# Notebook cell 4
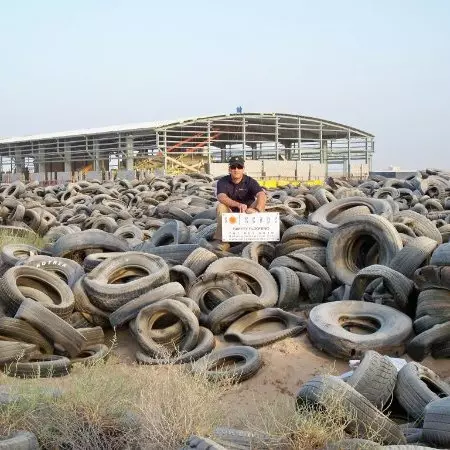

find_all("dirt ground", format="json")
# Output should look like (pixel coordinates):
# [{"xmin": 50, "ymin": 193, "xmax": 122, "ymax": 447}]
[{"xmin": 107, "ymin": 325, "xmax": 450, "ymax": 424}]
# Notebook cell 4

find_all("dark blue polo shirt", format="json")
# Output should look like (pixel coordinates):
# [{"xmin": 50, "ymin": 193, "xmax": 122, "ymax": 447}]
[{"xmin": 216, "ymin": 175, "xmax": 263, "ymax": 211}]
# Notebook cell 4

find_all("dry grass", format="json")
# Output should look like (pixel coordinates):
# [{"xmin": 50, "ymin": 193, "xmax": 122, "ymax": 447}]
[
  {"xmin": 0, "ymin": 357, "xmax": 236, "ymax": 450},
  {"xmin": 0, "ymin": 227, "xmax": 46, "ymax": 249},
  {"xmin": 233, "ymin": 378, "xmax": 388, "ymax": 450},
  {"xmin": 234, "ymin": 393, "xmax": 356, "ymax": 450}
]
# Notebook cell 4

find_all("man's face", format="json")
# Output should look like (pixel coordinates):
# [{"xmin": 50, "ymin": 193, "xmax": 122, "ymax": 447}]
[{"xmin": 229, "ymin": 163, "xmax": 244, "ymax": 181}]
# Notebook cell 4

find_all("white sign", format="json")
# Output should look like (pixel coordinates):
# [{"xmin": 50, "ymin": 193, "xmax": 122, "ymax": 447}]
[{"xmin": 222, "ymin": 212, "xmax": 280, "ymax": 242}]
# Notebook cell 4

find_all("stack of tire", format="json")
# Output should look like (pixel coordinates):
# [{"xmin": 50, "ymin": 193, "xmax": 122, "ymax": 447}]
[
  {"xmin": 408, "ymin": 242, "xmax": 450, "ymax": 361},
  {"xmin": 296, "ymin": 351, "xmax": 450, "ymax": 448},
  {"xmin": 0, "ymin": 169, "xmax": 450, "ymax": 380}
]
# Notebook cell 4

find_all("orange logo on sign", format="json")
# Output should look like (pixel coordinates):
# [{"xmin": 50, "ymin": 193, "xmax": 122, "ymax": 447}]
[{"xmin": 229, "ymin": 215, "xmax": 237, "ymax": 224}]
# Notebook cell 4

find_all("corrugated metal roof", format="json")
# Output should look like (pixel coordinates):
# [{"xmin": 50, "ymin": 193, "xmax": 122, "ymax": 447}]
[
  {"xmin": 0, "ymin": 112, "xmax": 373, "ymax": 145},
  {"xmin": 0, "ymin": 116, "xmax": 202, "ymax": 144}
]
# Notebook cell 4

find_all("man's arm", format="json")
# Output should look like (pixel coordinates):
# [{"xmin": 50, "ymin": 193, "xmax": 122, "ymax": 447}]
[{"xmin": 254, "ymin": 191, "xmax": 266, "ymax": 212}]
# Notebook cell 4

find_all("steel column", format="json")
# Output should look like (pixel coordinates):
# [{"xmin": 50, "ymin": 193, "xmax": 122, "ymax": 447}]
[
  {"xmin": 242, "ymin": 116, "xmax": 246, "ymax": 160},
  {"xmin": 163, "ymin": 130, "xmax": 168, "ymax": 174},
  {"xmin": 347, "ymin": 128, "xmax": 351, "ymax": 177},
  {"xmin": 207, "ymin": 121, "xmax": 212, "ymax": 168},
  {"xmin": 297, "ymin": 117, "xmax": 302, "ymax": 161},
  {"xmin": 275, "ymin": 116, "xmax": 279, "ymax": 161}
]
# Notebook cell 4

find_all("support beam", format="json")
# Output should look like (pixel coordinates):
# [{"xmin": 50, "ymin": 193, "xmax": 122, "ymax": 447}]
[
  {"xmin": 275, "ymin": 116, "xmax": 279, "ymax": 161},
  {"xmin": 126, "ymin": 135, "xmax": 134, "ymax": 170},
  {"xmin": 297, "ymin": 117, "xmax": 302, "ymax": 161},
  {"xmin": 64, "ymin": 141, "xmax": 72, "ymax": 173},
  {"xmin": 242, "ymin": 116, "xmax": 246, "ymax": 160},
  {"xmin": 14, "ymin": 146, "xmax": 24, "ymax": 173},
  {"xmin": 93, "ymin": 139, "xmax": 100, "ymax": 171},
  {"xmin": 38, "ymin": 143, "xmax": 46, "ymax": 174},
  {"xmin": 207, "ymin": 121, "xmax": 212, "ymax": 168},
  {"xmin": 347, "ymin": 128, "xmax": 351, "ymax": 178},
  {"xmin": 163, "ymin": 130, "xmax": 168, "ymax": 173}
]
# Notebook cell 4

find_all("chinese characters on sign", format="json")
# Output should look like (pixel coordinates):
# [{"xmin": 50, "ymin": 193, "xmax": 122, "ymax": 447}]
[{"xmin": 222, "ymin": 212, "xmax": 280, "ymax": 242}]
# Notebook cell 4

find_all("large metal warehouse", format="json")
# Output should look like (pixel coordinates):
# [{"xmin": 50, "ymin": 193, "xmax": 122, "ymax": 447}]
[{"xmin": 0, "ymin": 112, "xmax": 374, "ymax": 182}]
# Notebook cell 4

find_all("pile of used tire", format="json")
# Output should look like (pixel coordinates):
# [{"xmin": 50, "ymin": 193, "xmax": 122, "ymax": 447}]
[
  {"xmin": 184, "ymin": 353, "xmax": 450, "ymax": 448},
  {"xmin": 0, "ymin": 170, "xmax": 448, "ymax": 383}
]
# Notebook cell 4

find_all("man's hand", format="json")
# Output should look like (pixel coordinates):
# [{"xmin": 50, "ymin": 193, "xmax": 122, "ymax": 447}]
[
  {"xmin": 246, "ymin": 208, "xmax": 258, "ymax": 214},
  {"xmin": 238, "ymin": 203, "xmax": 248, "ymax": 213}
]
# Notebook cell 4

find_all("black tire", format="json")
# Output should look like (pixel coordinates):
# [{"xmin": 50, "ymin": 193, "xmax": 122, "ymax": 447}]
[
  {"xmin": 0, "ymin": 431, "xmax": 39, "ymax": 449},
  {"xmin": 4, "ymin": 354, "xmax": 72, "ymax": 378},
  {"xmin": 77, "ymin": 326, "xmax": 105, "ymax": 347},
  {"xmin": 136, "ymin": 326, "xmax": 215, "ymax": 365},
  {"xmin": 108, "ymin": 282, "xmax": 185, "ymax": 328},
  {"xmin": 207, "ymin": 294, "xmax": 263, "ymax": 335},
  {"xmin": 15, "ymin": 298, "xmax": 87, "ymax": 358},
  {"xmin": 135, "ymin": 299, "xmax": 199, "ymax": 357},
  {"xmin": 280, "ymin": 223, "xmax": 331, "ymax": 244},
  {"xmin": 52, "ymin": 230, "xmax": 129, "ymax": 258},
  {"xmin": 394, "ymin": 362, "xmax": 450, "ymax": 420},
  {"xmin": 72, "ymin": 276, "xmax": 111, "ymax": 328},
  {"xmin": 82, "ymin": 252, "xmax": 125, "ymax": 273},
  {"xmin": 422, "ymin": 396, "xmax": 450, "ymax": 447},
  {"xmin": 0, "ymin": 317, "xmax": 53, "ymax": 354},
  {"xmin": 83, "ymin": 252, "xmax": 170, "ymax": 311},
  {"xmin": 388, "ymin": 236, "xmax": 437, "ymax": 279},
  {"xmin": 205, "ymin": 257, "xmax": 278, "ymax": 307},
  {"xmin": 169, "ymin": 265, "xmax": 196, "ymax": 291},
  {"xmin": 149, "ymin": 220, "xmax": 190, "ymax": 246},
  {"xmin": 414, "ymin": 315, "xmax": 448, "ymax": 334},
  {"xmin": 269, "ymin": 266, "xmax": 301, "ymax": 310},
  {"xmin": 191, "ymin": 345, "xmax": 262, "ymax": 383},
  {"xmin": 407, "ymin": 322, "xmax": 450, "ymax": 361},
  {"xmin": 307, "ymin": 301, "xmax": 413, "ymax": 359},
  {"xmin": 270, "ymin": 252, "xmax": 332, "ymax": 296},
  {"xmin": 416, "ymin": 289, "xmax": 450, "ymax": 318},
  {"xmin": 326, "ymin": 215, "xmax": 403, "ymax": 285},
  {"xmin": 393, "ymin": 210, "xmax": 442, "ymax": 243},
  {"xmin": 349, "ymin": 265, "xmax": 414, "ymax": 311},
  {"xmin": 346, "ymin": 350, "xmax": 398, "ymax": 409},
  {"xmin": 183, "ymin": 247, "xmax": 218, "ymax": 276},
  {"xmin": 132, "ymin": 243, "xmax": 200, "ymax": 264},
  {"xmin": 241, "ymin": 242, "xmax": 275, "ymax": 268},
  {"xmin": 1, "ymin": 244, "xmax": 39, "ymax": 266},
  {"xmin": 224, "ymin": 308, "xmax": 306, "ymax": 347},
  {"xmin": 19, "ymin": 255, "xmax": 85, "ymax": 288},
  {"xmin": 414, "ymin": 265, "xmax": 450, "ymax": 291},
  {"xmin": 187, "ymin": 273, "xmax": 250, "ymax": 315},
  {"xmin": 309, "ymin": 197, "xmax": 394, "ymax": 230},
  {"xmin": 431, "ymin": 339, "xmax": 450, "ymax": 358},
  {"xmin": 0, "ymin": 266, "xmax": 75, "ymax": 318},
  {"xmin": 71, "ymin": 344, "xmax": 109, "ymax": 366},
  {"xmin": 0, "ymin": 341, "xmax": 37, "ymax": 365},
  {"xmin": 181, "ymin": 435, "xmax": 227, "ymax": 450},
  {"xmin": 296, "ymin": 375, "xmax": 406, "ymax": 445}
]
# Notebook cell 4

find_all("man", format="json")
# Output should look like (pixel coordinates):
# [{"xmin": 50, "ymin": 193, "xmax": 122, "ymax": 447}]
[{"xmin": 212, "ymin": 155, "xmax": 266, "ymax": 249}]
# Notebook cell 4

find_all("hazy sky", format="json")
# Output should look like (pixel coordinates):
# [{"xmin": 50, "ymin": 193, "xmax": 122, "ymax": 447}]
[{"xmin": 1, "ymin": 0, "xmax": 449, "ymax": 170}]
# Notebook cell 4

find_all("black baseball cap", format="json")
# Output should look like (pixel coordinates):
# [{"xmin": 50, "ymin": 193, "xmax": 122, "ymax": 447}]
[{"xmin": 228, "ymin": 155, "xmax": 245, "ymax": 166}]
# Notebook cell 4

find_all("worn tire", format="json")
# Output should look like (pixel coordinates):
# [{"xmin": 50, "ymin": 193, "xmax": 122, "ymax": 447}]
[
  {"xmin": 394, "ymin": 362, "xmax": 450, "ymax": 420},
  {"xmin": 327, "ymin": 215, "xmax": 403, "ymax": 285},
  {"xmin": 205, "ymin": 257, "xmax": 279, "ymax": 307},
  {"xmin": 224, "ymin": 308, "xmax": 306, "ymax": 347},
  {"xmin": 307, "ymin": 301, "xmax": 413, "ymax": 359},
  {"xmin": 346, "ymin": 350, "xmax": 398, "ymax": 409},
  {"xmin": 109, "ymin": 282, "xmax": 185, "ymax": 328},
  {"xmin": 191, "ymin": 345, "xmax": 261, "ymax": 383},
  {"xmin": 15, "ymin": 298, "xmax": 87, "ymax": 358},
  {"xmin": 422, "ymin": 397, "xmax": 450, "ymax": 447},
  {"xmin": 296, "ymin": 375, "xmax": 406, "ymax": 445}
]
